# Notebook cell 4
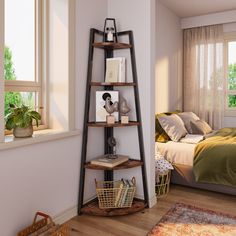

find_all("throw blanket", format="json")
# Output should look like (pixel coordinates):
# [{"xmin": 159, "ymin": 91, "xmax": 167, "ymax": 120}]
[{"xmin": 193, "ymin": 128, "xmax": 236, "ymax": 187}]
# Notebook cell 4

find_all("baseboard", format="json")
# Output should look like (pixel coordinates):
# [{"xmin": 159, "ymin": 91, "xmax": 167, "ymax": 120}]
[
  {"xmin": 135, "ymin": 194, "xmax": 157, "ymax": 208},
  {"xmin": 53, "ymin": 205, "xmax": 77, "ymax": 225}
]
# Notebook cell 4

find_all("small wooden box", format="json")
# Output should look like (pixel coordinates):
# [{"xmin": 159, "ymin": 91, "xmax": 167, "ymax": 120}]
[
  {"xmin": 106, "ymin": 115, "xmax": 115, "ymax": 124},
  {"xmin": 121, "ymin": 116, "xmax": 129, "ymax": 124}
]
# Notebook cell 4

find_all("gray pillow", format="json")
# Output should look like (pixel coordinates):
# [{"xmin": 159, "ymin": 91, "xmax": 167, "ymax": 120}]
[
  {"xmin": 158, "ymin": 114, "xmax": 188, "ymax": 142},
  {"xmin": 177, "ymin": 112, "xmax": 200, "ymax": 134},
  {"xmin": 190, "ymin": 120, "xmax": 212, "ymax": 135}
]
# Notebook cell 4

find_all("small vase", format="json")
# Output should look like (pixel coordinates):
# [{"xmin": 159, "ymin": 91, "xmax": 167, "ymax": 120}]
[{"xmin": 13, "ymin": 125, "xmax": 33, "ymax": 138}]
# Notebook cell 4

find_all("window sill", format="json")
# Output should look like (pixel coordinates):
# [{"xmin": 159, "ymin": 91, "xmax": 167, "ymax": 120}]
[{"xmin": 1, "ymin": 129, "xmax": 81, "ymax": 151}]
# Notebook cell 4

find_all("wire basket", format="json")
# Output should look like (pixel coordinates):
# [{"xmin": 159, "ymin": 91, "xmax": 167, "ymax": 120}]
[
  {"xmin": 95, "ymin": 177, "xmax": 136, "ymax": 209},
  {"xmin": 17, "ymin": 212, "xmax": 69, "ymax": 236},
  {"xmin": 155, "ymin": 170, "xmax": 171, "ymax": 198}
]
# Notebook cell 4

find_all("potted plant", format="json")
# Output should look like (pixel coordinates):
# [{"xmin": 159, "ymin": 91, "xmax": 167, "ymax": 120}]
[{"xmin": 5, "ymin": 104, "xmax": 41, "ymax": 138}]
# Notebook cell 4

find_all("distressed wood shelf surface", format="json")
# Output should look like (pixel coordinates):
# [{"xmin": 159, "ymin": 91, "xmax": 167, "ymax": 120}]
[
  {"xmin": 90, "ymin": 82, "xmax": 136, "ymax": 87},
  {"xmin": 93, "ymin": 42, "xmax": 132, "ymax": 49},
  {"xmin": 81, "ymin": 198, "xmax": 146, "ymax": 216},
  {"xmin": 85, "ymin": 159, "xmax": 143, "ymax": 170},
  {"xmin": 87, "ymin": 121, "xmax": 140, "ymax": 127}
]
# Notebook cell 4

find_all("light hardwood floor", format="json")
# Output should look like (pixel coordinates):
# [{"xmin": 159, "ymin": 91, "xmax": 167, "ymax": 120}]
[{"xmin": 67, "ymin": 184, "xmax": 236, "ymax": 236}]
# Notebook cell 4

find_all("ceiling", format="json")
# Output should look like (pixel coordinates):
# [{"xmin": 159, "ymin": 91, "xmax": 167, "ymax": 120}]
[{"xmin": 159, "ymin": 0, "xmax": 236, "ymax": 18}]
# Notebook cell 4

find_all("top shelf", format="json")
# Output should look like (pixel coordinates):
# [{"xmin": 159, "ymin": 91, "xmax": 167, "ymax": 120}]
[{"xmin": 93, "ymin": 42, "xmax": 132, "ymax": 50}]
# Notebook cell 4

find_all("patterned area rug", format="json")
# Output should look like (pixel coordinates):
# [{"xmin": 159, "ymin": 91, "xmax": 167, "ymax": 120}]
[{"xmin": 148, "ymin": 203, "xmax": 236, "ymax": 236}]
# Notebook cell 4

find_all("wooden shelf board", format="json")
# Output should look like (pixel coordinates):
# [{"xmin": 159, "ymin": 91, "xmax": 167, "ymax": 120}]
[
  {"xmin": 90, "ymin": 82, "xmax": 136, "ymax": 87},
  {"xmin": 87, "ymin": 121, "xmax": 140, "ymax": 127},
  {"xmin": 93, "ymin": 42, "xmax": 132, "ymax": 49},
  {"xmin": 81, "ymin": 198, "xmax": 146, "ymax": 216},
  {"xmin": 85, "ymin": 159, "xmax": 143, "ymax": 170}
]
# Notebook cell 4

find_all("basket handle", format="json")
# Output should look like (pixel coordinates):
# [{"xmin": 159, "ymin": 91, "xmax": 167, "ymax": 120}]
[
  {"xmin": 131, "ymin": 177, "xmax": 136, "ymax": 186},
  {"xmin": 33, "ymin": 212, "xmax": 53, "ymax": 225}
]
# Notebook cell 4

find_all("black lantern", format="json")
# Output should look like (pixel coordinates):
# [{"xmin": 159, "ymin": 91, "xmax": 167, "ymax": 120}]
[{"xmin": 103, "ymin": 18, "xmax": 118, "ymax": 43}]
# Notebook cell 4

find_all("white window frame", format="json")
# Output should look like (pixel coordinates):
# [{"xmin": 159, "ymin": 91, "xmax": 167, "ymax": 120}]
[
  {"xmin": 4, "ymin": 0, "xmax": 46, "ymax": 131},
  {"xmin": 224, "ymin": 32, "xmax": 236, "ymax": 117}
]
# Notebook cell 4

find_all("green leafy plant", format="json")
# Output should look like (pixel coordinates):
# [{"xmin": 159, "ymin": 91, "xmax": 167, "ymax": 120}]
[
  {"xmin": 4, "ymin": 47, "xmax": 23, "ymax": 116},
  {"xmin": 5, "ymin": 104, "xmax": 41, "ymax": 131}
]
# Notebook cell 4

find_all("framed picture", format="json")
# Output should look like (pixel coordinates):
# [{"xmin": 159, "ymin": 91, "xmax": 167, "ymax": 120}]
[{"xmin": 96, "ymin": 91, "xmax": 119, "ymax": 122}]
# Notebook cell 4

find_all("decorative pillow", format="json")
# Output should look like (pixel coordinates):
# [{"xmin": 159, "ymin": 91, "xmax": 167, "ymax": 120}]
[
  {"xmin": 190, "ymin": 120, "xmax": 212, "ymax": 135},
  {"xmin": 155, "ymin": 114, "xmax": 170, "ymax": 143},
  {"xmin": 177, "ymin": 112, "xmax": 200, "ymax": 134},
  {"xmin": 158, "ymin": 114, "xmax": 188, "ymax": 142}
]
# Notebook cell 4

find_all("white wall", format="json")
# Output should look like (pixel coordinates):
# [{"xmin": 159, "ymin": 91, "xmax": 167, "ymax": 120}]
[
  {"xmin": 0, "ymin": 0, "xmax": 108, "ymax": 235},
  {"xmin": 155, "ymin": 0, "xmax": 183, "ymax": 113},
  {"xmin": 108, "ymin": 0, "xmax": 156, "ymax": 206}
]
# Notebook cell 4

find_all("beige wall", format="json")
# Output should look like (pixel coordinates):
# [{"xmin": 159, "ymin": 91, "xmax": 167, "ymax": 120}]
[{"xmin": 155, "ymin": 0, "xmax": 183, "ymax": 113}]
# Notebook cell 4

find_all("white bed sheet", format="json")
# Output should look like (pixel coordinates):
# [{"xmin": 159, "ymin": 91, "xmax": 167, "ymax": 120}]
[{"xmin": 155, "ymin": 141, "xmax": 195, "ymax": 166}]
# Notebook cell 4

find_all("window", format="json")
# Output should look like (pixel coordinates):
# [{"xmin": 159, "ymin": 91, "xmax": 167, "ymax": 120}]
[
  {"xmin": 225, "ymin": 40, "xmax": 236, "ymax": 110},
  {"xmin": 4, "ymin": 0, "xmax": 43, "ymax": 122},
  {"xmin": 224, "ymin": 35, "xmax": 236, "ymax": 115},
  {"xmin": 0, "ymin": 0, "xmax": 75, "ymax": 142}
]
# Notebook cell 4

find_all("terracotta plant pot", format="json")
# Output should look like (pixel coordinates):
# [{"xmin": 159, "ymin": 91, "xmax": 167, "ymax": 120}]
[{"xmin": 13, "ymin": 125, "xmax": 33, "ymax": 138}]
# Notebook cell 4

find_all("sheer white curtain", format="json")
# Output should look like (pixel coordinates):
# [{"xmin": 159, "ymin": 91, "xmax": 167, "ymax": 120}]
[{"xmin": 183, "ymin": 25, "xmax": 224, "ymax": 129}]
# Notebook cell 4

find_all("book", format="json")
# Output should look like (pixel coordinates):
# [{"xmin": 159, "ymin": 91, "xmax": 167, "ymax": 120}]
[
  {"xmin": 105, "ymin": 58, "xmax": 120, "ymax": 82},
  {"xmin": 105, "ymin": 57, "xmax": 126, "ymax": 83},
  {"xmin": 118, "ymin": 179, "xmax": 130, "ymax": 207},
  {"xmin": 90, "ymin": 154, "xmax": 129, "ymax": 168},
  {"xmin": 115, "ymin": 181, "xmax": 124, "ymax": 207}
]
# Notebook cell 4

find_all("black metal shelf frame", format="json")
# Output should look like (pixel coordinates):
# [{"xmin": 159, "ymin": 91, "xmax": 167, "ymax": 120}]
[{"xmin": 78, "ymin": 28, "xmax": 149, "ymax": 214}]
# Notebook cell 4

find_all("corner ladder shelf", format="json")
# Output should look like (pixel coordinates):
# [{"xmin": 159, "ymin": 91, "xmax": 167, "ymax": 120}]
[{"xmin": 78, "ymin": 28, "xmax": 149, "ymax": 216}]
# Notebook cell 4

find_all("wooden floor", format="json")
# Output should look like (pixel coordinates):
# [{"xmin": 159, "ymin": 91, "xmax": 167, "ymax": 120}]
[{"xmin": 66, "ymin": 184, "xmax": 236, "ymax": 236}]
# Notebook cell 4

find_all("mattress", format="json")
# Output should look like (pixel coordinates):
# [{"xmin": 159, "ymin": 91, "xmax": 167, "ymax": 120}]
[{"xmin": 155, "ymin": 141, "xmax": 195, "ymax": 166}]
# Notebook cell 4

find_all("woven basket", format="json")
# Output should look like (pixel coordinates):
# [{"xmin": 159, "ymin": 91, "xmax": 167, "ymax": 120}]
[
  {"xmin": 95, "ymin": 177, "xmax": 136, "ymax": 209},
  {"xmin": 155, "ymin": 170, "xmax": 171, "ymax": 198},
  {"xmin": 17, "ymin": 212, "xmax": 69, "ymax": 236}
]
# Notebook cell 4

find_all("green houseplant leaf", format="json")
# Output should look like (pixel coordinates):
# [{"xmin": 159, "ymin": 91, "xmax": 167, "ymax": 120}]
[{"xmin": 5, "ymin": 104, "xmax": 41, "ymax": 131}]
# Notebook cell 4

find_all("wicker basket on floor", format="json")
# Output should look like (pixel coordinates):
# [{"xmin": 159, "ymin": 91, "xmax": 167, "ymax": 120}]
[
  {"xmin": 95, "ymin": 177, "xmax": 136, "ymax": 209},
  {"xmin": 17, "ymin": 212, "xmax": 69, "ymax": 236},
  {"xmin": 155, "ymin": 170, "xmax": 171, "ymax": 198}
]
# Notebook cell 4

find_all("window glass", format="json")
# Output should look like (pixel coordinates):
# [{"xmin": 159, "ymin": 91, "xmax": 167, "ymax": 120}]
[
  {"xmin": 228, "ymin": 42, "xmax": 236, "ymax": 90},
  {"xmin": 5, "ymin": 0, "xmax": 35, "ymax": 82},
  {"xmin": 5, "ymin": 92, "xmax": 37, "ymax": 116}
]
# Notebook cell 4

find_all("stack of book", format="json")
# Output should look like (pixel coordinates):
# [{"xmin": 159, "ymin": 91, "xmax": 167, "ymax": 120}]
[
  {"xmin": 90, "ymin": 154, "xmax": 129, "ymax": 168},
  {"xmin": 115, "ymin": 178, "xmax": 135, "ymax": 208}
]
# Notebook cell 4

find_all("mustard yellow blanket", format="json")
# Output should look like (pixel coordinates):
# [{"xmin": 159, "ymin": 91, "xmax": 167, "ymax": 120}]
[{"xmin": 193, "ymin": 128, "xmax": 236, "ymax": 187}]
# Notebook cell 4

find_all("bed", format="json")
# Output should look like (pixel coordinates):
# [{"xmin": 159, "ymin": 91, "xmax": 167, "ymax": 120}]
[
  {"xmin": 155, "ymin": 112, "xmax": 236, "ymax": 196},
  {"xmin": 156, "ymin": 141, "xmax": 236, "ymax": 196}
]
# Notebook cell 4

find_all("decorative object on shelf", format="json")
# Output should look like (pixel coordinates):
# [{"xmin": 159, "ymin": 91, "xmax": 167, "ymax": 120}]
[
  {"xmin": 120, "ymin": 98, "xmax": 131, "ymax": 124},
  {"xmin": 105, "ymin": 96, "xmax": 119, "ymax": 124},
  {"xmin": 5, "ymin": 104, "xmax": 41, "ymax": 138},
  {"xmin": 90, "ymin": 154, "xmax": 129, "ymax": 168},
  {"xmin": 107, "ymin": 136, "xmax": 117, "ymax": 158},
  {"xmin": 155, "ymin": 152, "xmax": 173, "ymax": 198},
  {"xmin": 103, "ymin": 18, "xmax": 118, "ymax": 42},
  {"xmin": 95, "ymin": 177, "xmax": 136, "ymax": 209},
  {"xmin": 96, "ymin": 91, "xmax": 119, "ymax": 122},
  {"xmin": 105, "ymin": 57, "xmax": 126, "ymax": 83}
]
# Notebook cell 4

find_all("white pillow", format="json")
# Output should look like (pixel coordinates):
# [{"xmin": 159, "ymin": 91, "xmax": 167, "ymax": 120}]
[
  {"xmin": 177, "ymin": 112, "xmax": 200, "ymax": 134},
  {"xmin": 190, "ymin": 120, "xmax": 212, "ymax": 135},
  {"xmin": 158, "ymin": 114, "xmax": 188, "ymax": 142}
]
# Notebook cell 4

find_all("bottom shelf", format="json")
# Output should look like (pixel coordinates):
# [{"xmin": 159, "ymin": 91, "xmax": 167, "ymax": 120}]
[{"xmin": 81, "ymin": 198, "xmax": 146, "ymax": 216}]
